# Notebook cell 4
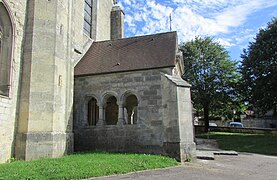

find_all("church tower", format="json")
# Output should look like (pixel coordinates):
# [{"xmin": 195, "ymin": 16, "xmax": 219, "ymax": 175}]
[
  {"xmin": 14, "ymin": 0, "xmax": 114, "ymax": 160},
  {"xmin": 0, "ymin": 0, "xmax": 115, "ymax": 162},
  {"xmin": 15, "ymin": 0, "xmax": 76, "ymax": 160}
]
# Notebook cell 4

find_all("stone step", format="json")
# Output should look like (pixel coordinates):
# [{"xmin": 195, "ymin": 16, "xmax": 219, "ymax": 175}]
[
  {"xmin": 196, "ymin": 150, "xmax": 238, "ymax": 160},
  {"xmin": 213, "ymin": 150, "xmax": 238, "ymax": 156},
  {"xmin": 196, "ymin": 151, "xmax": 215, "ymax": 160}
]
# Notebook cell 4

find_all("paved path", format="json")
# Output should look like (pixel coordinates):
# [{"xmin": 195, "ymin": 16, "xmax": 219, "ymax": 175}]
[{"xmin": 91, "ymin": 153, "xmax": 277, "ymax": 180}]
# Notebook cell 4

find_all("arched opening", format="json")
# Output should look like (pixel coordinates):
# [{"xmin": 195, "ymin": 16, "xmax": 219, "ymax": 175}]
[
  {"xmin": 0, "ymin": 3, "xmax": 13, "ymax": 96},
  {"xmin": 87, "ymin": 97, "xmax": 99, "ymax": 126},
  {"xmin": 105, "ymin": 96, "xmax": 118, "ymax": 125},
  {"xmin": 125, "ymin": 95, "xmax": 138, "ymax": 124}
]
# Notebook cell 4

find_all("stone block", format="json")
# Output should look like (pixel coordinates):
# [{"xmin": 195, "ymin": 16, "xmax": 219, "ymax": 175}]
[
  {"xmin": 151, "ymin": 120, "xmax": 163, "ymax": 126},
  {"xmin": 134, "ymin": 77, "xmax": 144, "ymax": 82},
  {"xmin": 143, "ymin": 90, "xmax": 157, "ymax": 96},
  {"xmin": 145, "ymin": 76, "xmax": 161, "ymax": 81}
]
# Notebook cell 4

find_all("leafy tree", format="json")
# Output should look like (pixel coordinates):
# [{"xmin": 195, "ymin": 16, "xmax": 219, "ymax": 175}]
[
  {"xmin": 181, "ymin": 37, "xmax": 240, "ymax": 131},
  {"xmin": 240, "ymin": 18, "xmax": 277, "ymax": 117}
]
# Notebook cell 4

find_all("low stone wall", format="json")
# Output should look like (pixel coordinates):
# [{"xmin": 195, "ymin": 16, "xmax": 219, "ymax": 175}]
[
  {"xmin": 241, "ymin": 118, "xmax": 277, "ymax": 128},
  {"xmin": 195, "ymin": 125, "xmax": 277, "ymax": 135},
  {"xmin": 74, "ymin": 125, "xmax": 164, "ymax": 155}
]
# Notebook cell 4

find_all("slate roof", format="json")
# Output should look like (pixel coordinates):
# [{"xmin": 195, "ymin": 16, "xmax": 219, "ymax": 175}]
[{"xmin": 74, "ymin": 31, "xmax": 177, "ymax": 76}]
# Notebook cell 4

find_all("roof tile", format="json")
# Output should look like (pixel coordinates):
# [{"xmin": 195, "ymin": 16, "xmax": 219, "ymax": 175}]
[{"xmin": 74, "ymin": 31, "xmax": 177, "ymax": 76}]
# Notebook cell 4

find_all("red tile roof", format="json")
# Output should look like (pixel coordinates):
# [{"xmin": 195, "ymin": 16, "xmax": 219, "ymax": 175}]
[{"xmin": 74, "ymin": 31, "xmax": 177, "ymax": 76}]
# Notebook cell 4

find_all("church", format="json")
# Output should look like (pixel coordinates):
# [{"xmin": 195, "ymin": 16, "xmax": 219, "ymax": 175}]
[{"xmin": 0, "ymin": 0, "xmax": 195, "ymax": 163}]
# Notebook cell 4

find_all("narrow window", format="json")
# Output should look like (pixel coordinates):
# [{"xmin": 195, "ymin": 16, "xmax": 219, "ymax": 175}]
[
  {"xmin": 105, "ymin": 96, "xmax": 118, "ymax": 125},
  {"xmin": 84, "ymin": 0, "xmax": 92, "ymax": 37},
  {"xmin": 88, "ymin": 97, "xmax": 99, "ymax": 126},
  {"xmin": 0, "ymin": 3, "xmax": 13, "ymax": 96},
  {"xmin": 125, "ymin": 95, "xmax": 138, "ymax": 124}
]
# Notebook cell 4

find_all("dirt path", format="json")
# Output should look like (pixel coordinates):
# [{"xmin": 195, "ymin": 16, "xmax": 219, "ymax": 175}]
[{"xmin": 91, "ymin": 153, "xmax": 277, "ymax": 180}]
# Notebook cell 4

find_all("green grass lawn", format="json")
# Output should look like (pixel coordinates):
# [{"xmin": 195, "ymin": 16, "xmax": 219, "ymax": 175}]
[
  {"xmin": 0, "ymin": 152, "xmax": 178, "ymax": 180},
  {"xmin": 197, "ymin": 132, "xmax": 277, "ymax": 156}
]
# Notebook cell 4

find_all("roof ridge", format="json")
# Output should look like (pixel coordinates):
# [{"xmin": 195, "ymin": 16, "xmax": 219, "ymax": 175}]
[{"xmin": 93, "ymin": 31, "xmax": 177, "ymax": 44}]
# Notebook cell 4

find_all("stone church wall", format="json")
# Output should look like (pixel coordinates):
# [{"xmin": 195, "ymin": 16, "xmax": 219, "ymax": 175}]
[
  {"xmin": 0, "ymin": 0, "xmax": 114, "ymax": 163},
  {"xmin": 74, "ymin": 68, "xmax": 173, "ymax": 155},
  {"xmin": 96, "ymin": 0, "xmax": 114, "ymax": 41},
  {"xmin": 74, "ymin": 67, "xmax": 195, "ymax": 161},
  {"xmin": 0, "ymin": 0, "xmax": 27, "ymax": 163}
]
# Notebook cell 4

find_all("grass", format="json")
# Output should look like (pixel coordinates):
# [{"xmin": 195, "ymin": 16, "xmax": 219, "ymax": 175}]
[
  {"xmin": 196, "ymin": 132, "xmax": 277, "ymax": 156},
  {"xmin": 0, "ymin": 152, "xmax": 178, "ymax": 180}
]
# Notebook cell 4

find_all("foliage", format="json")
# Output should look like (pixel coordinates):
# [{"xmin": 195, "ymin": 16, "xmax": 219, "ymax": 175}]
[
  {"xmin": 240, "ymin": 18, "xmax": 277, "ymax": 116},
  {"xmin": 181, "ymin": 37, "xmax": 241, "ymax": 131},
  {"xmin": 197, "ymin": 132, "xmax": 277, "ymax": 156},
  {"xmin": 0, "ymin": 152, "xmax": 178, "ymax": 180}
]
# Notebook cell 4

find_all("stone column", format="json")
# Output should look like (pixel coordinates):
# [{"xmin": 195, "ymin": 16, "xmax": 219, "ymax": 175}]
[
  {"xmin": 97, "ymin": 106, "xmax": 105, "ymax": 126},
  {"xmin": 117, "ymin": 104, "xmax": 125, "ymax": 126},
  {"xmin": 124, "ymin": 107, "xmax": 128, "ymax": 124}
]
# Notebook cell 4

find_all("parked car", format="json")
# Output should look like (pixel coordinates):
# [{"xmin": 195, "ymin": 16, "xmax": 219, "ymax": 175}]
[
  {"xmin": 229, "ymin": 122, "xmax": 244, "ymax": 128},
  {"xmin": 209, "ymin": 122, "xmax": 218, "ymax": 127}
]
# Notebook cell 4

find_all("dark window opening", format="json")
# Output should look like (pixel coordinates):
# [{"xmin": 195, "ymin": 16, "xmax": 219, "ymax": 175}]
[
  {"xmin": 88, "ymin": 97, "xmax": 99, "ymax": 126},
  {"xmin": 125, "ymin": 95, "xmax": 138, "ymax": 124},
  {"xmin": 105, "ymin": 96, "xmax": 118, "ymax": 125}
]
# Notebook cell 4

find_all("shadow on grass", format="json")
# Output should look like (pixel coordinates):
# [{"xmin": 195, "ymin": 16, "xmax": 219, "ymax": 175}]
[{"xmin": 196, "ymin": 132, "xmax": 277, "ymax": 156}]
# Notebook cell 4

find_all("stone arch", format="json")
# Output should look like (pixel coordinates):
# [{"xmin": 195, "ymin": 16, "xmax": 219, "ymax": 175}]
[
  {"xmin": 0, "ymin": 1, "xmax": 15, "ymax": 97},
  {"xmin": 86, "ymin": 95, "xmax": 100, "ymax": 126},
  {"xmin": 100, "ymin": 91, "xmax": 119, "ymax": 125},
  {"xmin": 100, "ymin": 91, "xmax": 119, "ymax": 106},
  {"xmin": 85, "ymin": 94, "xmax": 100, "ymax": 106},
  {"xmin": 105, "ymin": 96, "xmax": 118, "ymax": 125},
  {"xmin": 121, "ymin": 90, "xmax": 140, "ymax": 125},
  {"xmin": 120, "ymin": 90, "xmax": 140, "ymax": 105},
  {"xmin": 82, "ymin": 94, "xmax": 100, "ymax": 126}
]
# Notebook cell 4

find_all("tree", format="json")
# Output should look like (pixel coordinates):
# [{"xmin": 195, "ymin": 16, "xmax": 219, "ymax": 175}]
[
  {"xmin": 181, "ymin": 37, "xmax": 240, "ymax": 132},
  {"xmin": 240, "ymin": 18, "xmax": 277, "ymax": 117}
]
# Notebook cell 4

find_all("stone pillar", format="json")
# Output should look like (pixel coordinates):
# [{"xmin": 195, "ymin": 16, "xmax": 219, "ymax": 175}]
[
  {"xmin": 176, "ymin": 83, "xmax": 196, "ymax": 162},
  {"xmin": 124, "ymin": 107, "xmax": 128, "ymax": 124},
  {"xmin": 15, "ymin": 0, "xmax": 74, "ymax": 161},
  {"xmin": 117, "ymin": 104, "xmax": 125, "ymax": 126},
  {"xmin": 162, "ymin": 74, "xmax": 196, "ymax": 162},
  {"xmin": 97, "ymin": 106, "xmax": 105, "ymax": 126},
  {"xmin": 110, "ymin": 5, "xmax": 124, "ymax": 40}
]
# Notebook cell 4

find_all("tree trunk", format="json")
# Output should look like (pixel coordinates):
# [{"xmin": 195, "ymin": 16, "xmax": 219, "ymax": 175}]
[
  {"xmin": 273, "ymin": 104, "xmax": 277, "ymax": 118},
  {"xmin": 204, "ymin": 104, "xmax": 209, "ymax": 132}
]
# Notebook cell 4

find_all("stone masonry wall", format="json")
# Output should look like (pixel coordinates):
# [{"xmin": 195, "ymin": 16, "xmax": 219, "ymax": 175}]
[
  {"xmin": 161, "ymin": 74, "xmax": 195, "ymax": 161},
  {"xmin": 96, "ymin": 0, "xmax": 114, "ymax": 41},
  {"xmin": 74, "ymin": 68, "xmax": 173, "ymax": 154},
  {"xmin": 0, "ymin": 0, "xmax": 115, "ymax": 163},
  {"xmin": 0, "ymin": 0, "xmax": 27, "ymax": 163}
]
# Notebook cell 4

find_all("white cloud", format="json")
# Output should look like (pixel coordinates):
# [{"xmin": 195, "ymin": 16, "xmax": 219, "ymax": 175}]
[
  {"xmin": 216, "ymin": 38, "xmax": 235, "ymax": 48},
  {"xmin": 118, "ymin": 0, "xmax": 277, "ymax": 48}
]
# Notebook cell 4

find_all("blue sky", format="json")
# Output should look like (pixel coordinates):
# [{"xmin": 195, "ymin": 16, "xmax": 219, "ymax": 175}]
[{"xmin": 117, "ymin": 0, "xmax": 277, "ymax": 61}]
